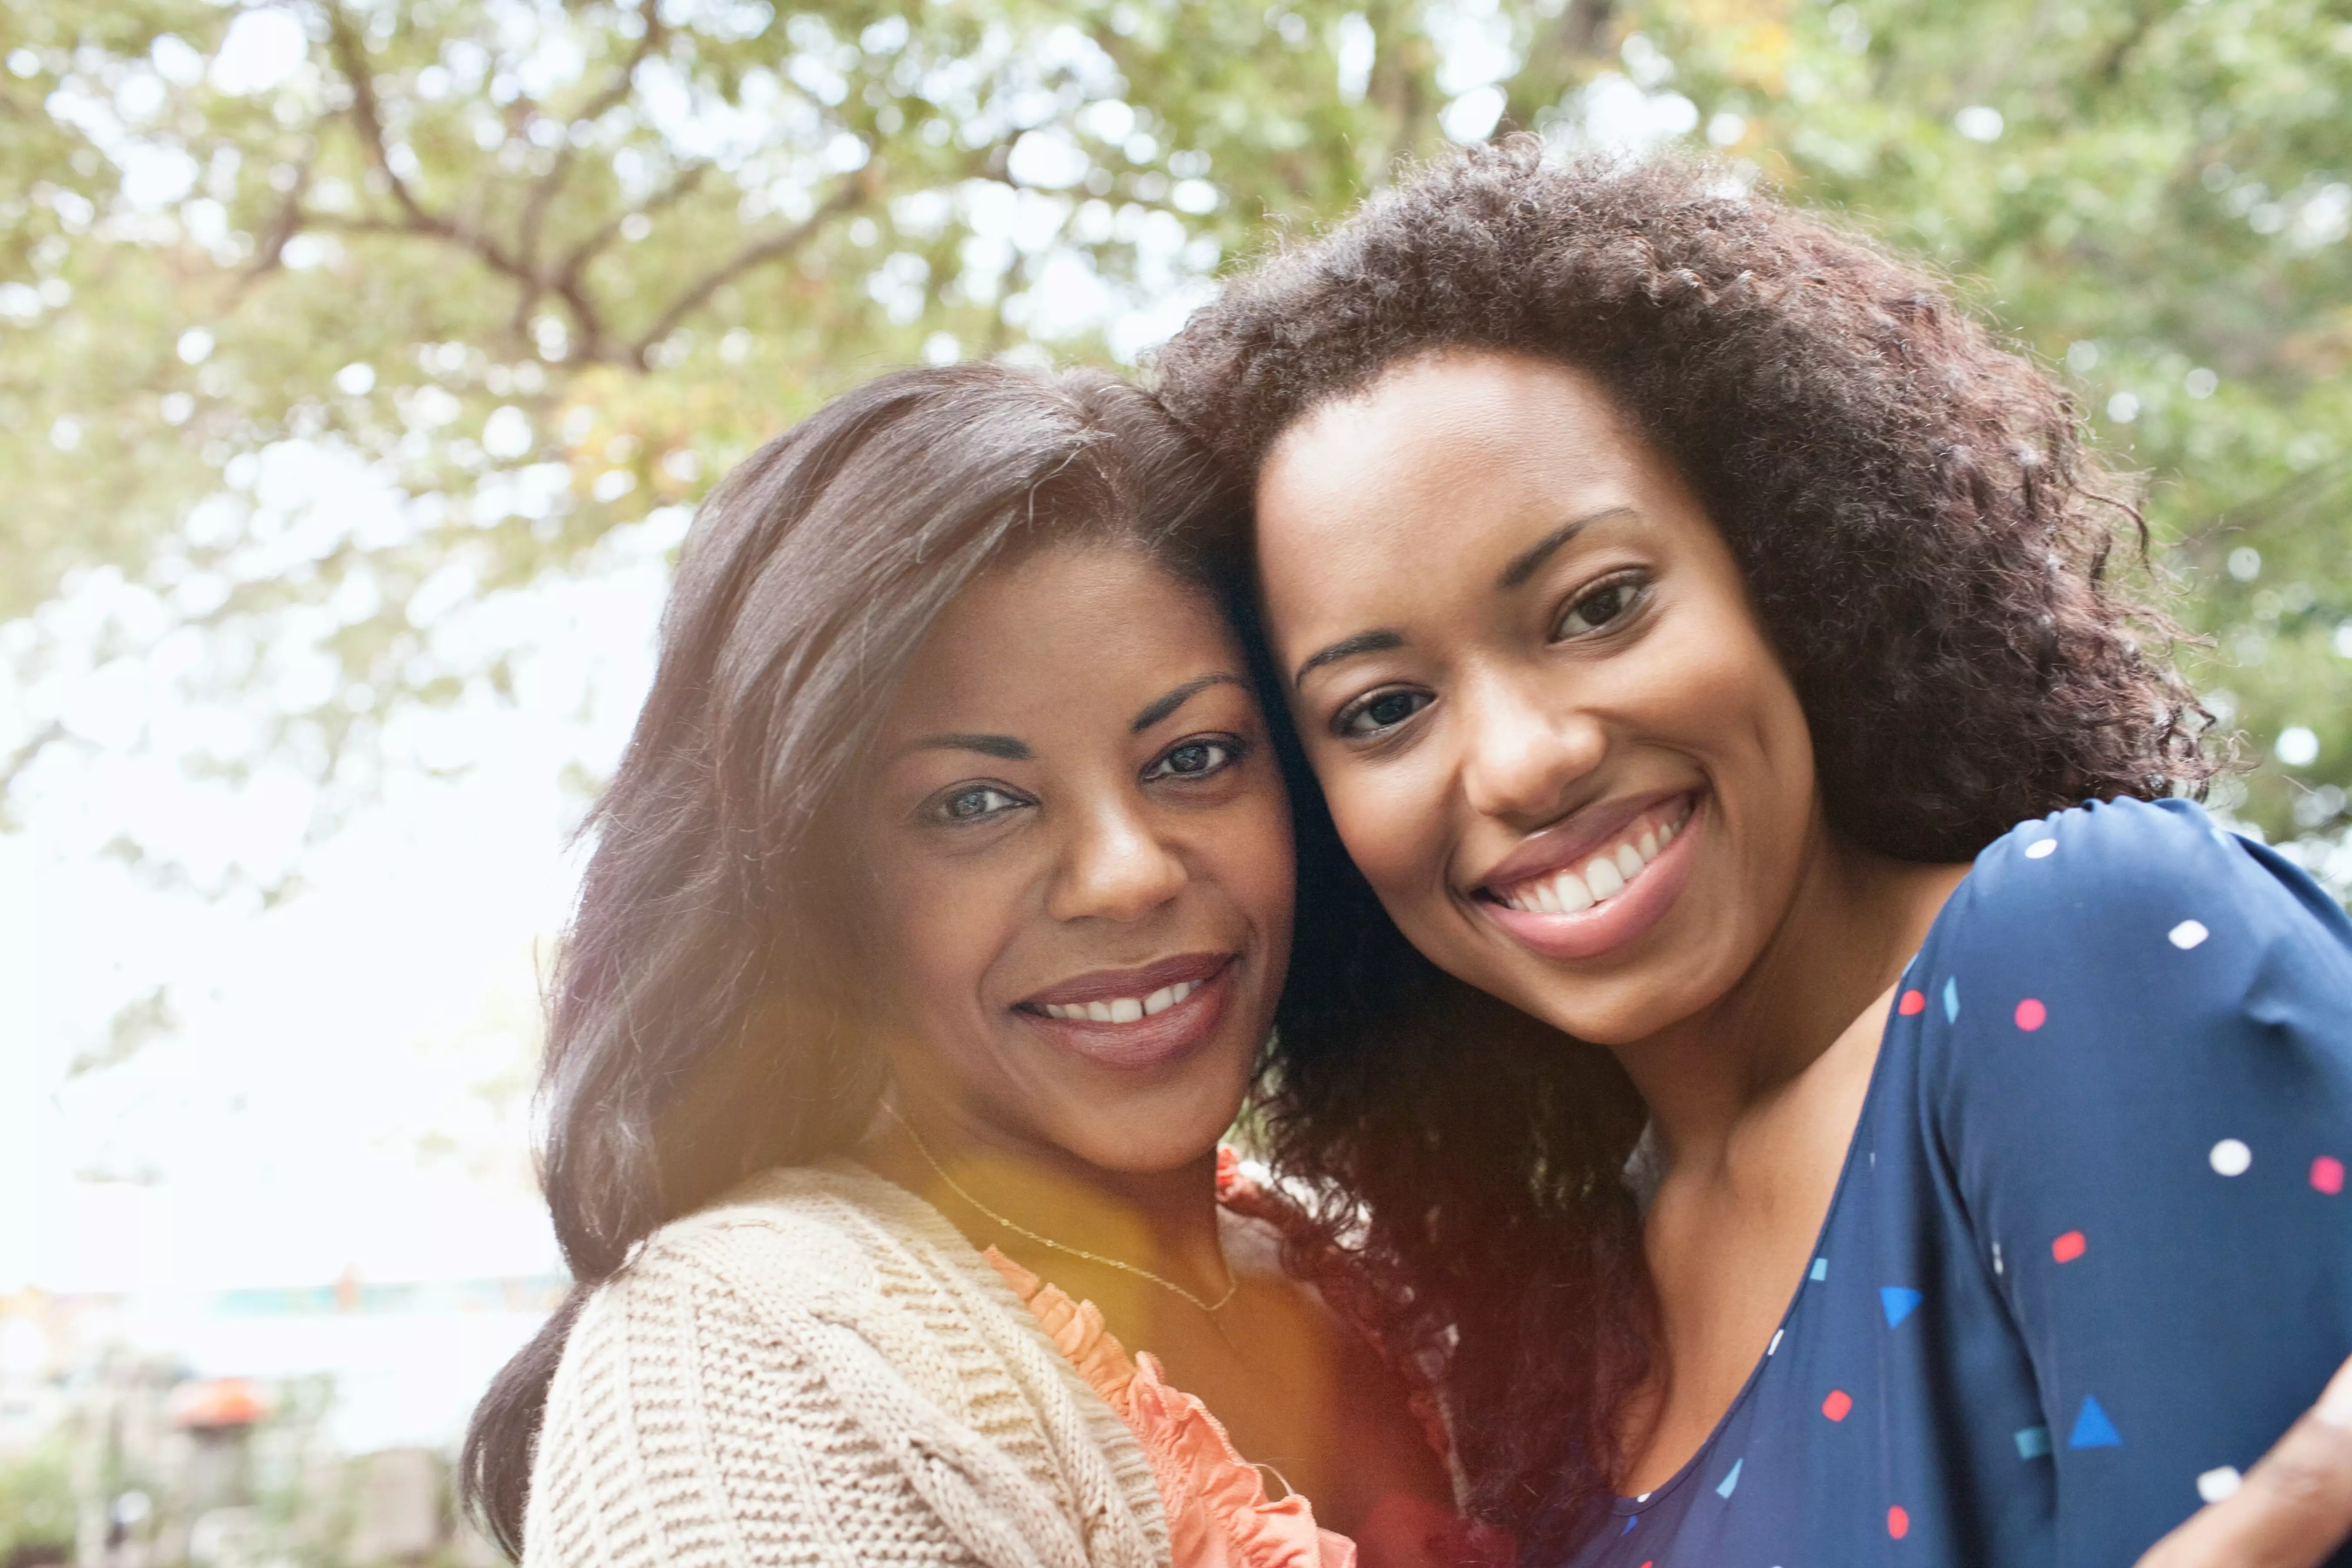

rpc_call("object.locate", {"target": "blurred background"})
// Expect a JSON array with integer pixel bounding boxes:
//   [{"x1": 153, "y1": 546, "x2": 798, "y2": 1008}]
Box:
[{"x1": 2, "y1": 0, "x2": 2346, "y2": 1561}]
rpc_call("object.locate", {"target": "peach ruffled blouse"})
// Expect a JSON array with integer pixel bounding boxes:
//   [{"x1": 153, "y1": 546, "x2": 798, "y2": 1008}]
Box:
[{"x1": 986, "y1": 1151, "x2": 1507, "y2": 1568}]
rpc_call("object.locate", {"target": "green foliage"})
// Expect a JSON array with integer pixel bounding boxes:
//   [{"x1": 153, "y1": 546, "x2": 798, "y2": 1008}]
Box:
[
  {"x1": 0, "y1": 1436, "x2": 76, "y2": 1563},
  {"x1": 1, "y1": 0, "x2": 2346, "y2": 851},
  {"x1": 1636, "y1": 0, "x2": 2352, "y2": 842}
]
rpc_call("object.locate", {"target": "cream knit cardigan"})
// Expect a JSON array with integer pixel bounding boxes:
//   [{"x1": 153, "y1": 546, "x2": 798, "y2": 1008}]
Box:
[{"x1": 523, "y1": 1159, "x2": 1173, "y2": 1568}]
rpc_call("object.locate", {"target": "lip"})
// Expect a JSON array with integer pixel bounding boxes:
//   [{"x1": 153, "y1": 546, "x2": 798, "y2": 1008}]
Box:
[
  {"x1": 1475, "y1": 787, "x2": 1695, "y2": 891},
  {"x1": 1020, "y1": 952, "x2": 1232, "y2": 1008},
  {"x1": 1015, "y1": 953, "x2": 1238, "y2": 1072},
  {"x1": 1474, "y1": 791, "x2": 1705, "y2": 964}
]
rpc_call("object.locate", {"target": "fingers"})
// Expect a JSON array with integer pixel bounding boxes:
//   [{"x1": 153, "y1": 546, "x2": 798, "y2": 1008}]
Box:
[{"x1": 2135, "y1": 1355, "x2": 2352, "y2": 1568}]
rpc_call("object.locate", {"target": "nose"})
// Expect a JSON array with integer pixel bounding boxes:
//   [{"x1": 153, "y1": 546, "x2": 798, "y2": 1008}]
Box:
[
  {"x1": 1457, "y1": 669, "x2": 1606, "y2": 826},
  {"x1": 1047, "y1": 796, "x2": 1189, "y2": 924}
]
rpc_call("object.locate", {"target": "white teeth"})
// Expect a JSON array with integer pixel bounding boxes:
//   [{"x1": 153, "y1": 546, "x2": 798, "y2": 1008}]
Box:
[
  {"x1": 1583, "y1": 855, "x2": 1625, "y2": 899},
  {"x1": 1039, "y1": 978, "x2": 1202, "y2": 1024},
  {"x1": 1491, "y1": 800, "x2": 1696, "y2": 915}
]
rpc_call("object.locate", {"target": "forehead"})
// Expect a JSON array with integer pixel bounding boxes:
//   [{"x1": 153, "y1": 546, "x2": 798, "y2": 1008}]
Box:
[
  {"x1": 881, "y1": 542, "x2": 1239, "y2": 732},
  {"x1": 1252, "y1": 350, "x2": 1675, "y2": 631}
]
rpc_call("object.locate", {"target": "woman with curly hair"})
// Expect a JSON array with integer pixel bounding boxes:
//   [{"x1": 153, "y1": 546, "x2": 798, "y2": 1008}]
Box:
[{"x1": 1153, "y1": 143, "x2": 2352, "y2": 1568}]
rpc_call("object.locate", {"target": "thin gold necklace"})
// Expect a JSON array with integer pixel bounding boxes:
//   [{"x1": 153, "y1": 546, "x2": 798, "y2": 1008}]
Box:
[{"x1": 891, "y1": 1110, "x2": 1240, "y2": 1316}]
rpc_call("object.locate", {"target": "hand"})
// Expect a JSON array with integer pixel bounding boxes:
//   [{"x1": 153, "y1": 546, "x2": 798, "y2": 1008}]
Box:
[{"x1": 2136, "y1": 1355, "x2": 2352, "y2": 1568}]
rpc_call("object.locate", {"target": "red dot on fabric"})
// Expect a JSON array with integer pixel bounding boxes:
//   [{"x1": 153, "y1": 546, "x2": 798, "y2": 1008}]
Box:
[
  {"x1": 1889, "y1": 1505, "x2": 1911, "y2": 1539},
  {"x1": 2314, "y1": 1157, "x2": 2346, "y2": 1196},
  {"x1": 2015, "y1": 998, "x2": 2047, "y2": 1030},
  {"x1": 2051, "y1": 1230, "x2": 2087, "y2": 1263},
  {"x1": 1899, "y1": 989, "x2": 1927, "y2": 1016},
  {"x1": 1823, "y1": 1389, "x2": 1853, "y2": 1422}
]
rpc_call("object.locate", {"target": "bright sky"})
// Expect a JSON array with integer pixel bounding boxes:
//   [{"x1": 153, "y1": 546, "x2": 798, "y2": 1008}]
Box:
[{"x1": 0, "y1": 514, "x2": 674, "y2": 1299}]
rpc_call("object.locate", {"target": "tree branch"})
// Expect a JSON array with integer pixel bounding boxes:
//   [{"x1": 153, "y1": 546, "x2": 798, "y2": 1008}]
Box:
[
  {"x1": 519, "y1": 17, "x2": 667, "y2": 281},
  {"x1": 553, "y1": 162, "x2": 707, "y2": 316},
  {"x1": 628, "y1": 171, "x2": 871, "y2": 367},
  {"x1": 0, "y1": 719, "x2": 66, "y2": 821},
  {"x1": 324, "y1": 3, "x2": 607, "y2": 354}
]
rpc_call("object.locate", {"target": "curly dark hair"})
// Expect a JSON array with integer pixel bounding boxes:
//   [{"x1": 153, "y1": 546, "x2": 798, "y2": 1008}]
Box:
[{"x1": 1153, "y1": 141, "x2": 2214, "y2": 1556}]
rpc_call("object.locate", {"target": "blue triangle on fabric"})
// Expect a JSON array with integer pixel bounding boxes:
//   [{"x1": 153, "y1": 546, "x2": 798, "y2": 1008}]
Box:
[
  {"x1": 2069, "y1": 1396, "x2": 2123, "y2": 1449},
  {"x1": 1714, "y1": 1457, "x2": 1743, "y2": 1499},
  {"x1": 1809, "y1": 1255, "x2": 1829, "y2": 1281},
  {"x1": 1619, "y1": 1514, "x2": 1637, "y2": 1535},
  {"x1": 1943, "y1": 976, "x2": 1960, "y2": 1023},
  {"x1": 1880, "y1": 1286, "x2": 1924, "y2": 1327}
]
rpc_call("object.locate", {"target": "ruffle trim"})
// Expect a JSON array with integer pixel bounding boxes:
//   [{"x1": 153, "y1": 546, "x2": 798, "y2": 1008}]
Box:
[{"x1": 988, "y1": 1247, "x2": 1354, "y2": 1568}]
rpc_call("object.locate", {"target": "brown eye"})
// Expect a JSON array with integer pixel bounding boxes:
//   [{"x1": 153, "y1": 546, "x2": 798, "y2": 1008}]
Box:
[
  {"x1": 1554, "y1": 574, "x2": 1648, "y2": 639},
  {"x1": 1336, "y1": 688, "x2": 1432, "y2": 739},
  {"x1": 930, "y1": 783, "x2": 1028, "y2": 825},
  {"x1": 1144, "y1": 736, "x2": 1244, "y2": 781}
]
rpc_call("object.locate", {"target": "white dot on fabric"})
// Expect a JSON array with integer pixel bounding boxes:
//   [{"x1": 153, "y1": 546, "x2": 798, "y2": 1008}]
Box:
[
  {"x1": 2197, "y1": 1466, "x2": 2243, "y2": 1503},
  {"x1": 2210, "y1": 1138, "x2": 2253, "y2": 1177},
  {"x1": 2025, "y1": 838, "x2": 2058, "y2": 859},
  {"x1": 2170, "y1": 919, "x2": 2210, "y2": 949}
]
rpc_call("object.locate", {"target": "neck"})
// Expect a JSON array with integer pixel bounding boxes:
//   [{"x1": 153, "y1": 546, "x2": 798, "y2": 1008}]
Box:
[
  {"x1": 1615, "y1": 815, "x2": 1970, "y2": 1163},
  {"x1": 858, "y1": 1091, "x2": 1231, "y2": 1303}
]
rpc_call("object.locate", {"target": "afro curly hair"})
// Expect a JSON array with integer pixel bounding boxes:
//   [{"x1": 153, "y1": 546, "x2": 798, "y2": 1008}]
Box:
[{"x1": 1153, "y1": 140, "x2": 2214, "y2": 1555}]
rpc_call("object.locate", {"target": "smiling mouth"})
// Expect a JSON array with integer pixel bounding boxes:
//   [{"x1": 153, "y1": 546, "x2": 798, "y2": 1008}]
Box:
[
  {"x1": 1011, "y1": 954, "x2": 1238, "y2": 1071},
  {"x1": 1029, "y1": 979, "x2": 1208, "y2": 1024},
  {"x1": 1480, "y1": 794, "x2": 1695, "y2": 914}
]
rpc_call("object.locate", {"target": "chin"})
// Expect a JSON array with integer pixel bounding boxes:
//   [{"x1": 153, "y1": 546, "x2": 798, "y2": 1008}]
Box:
[{"x1": 1057, "y1": 1099, "x2": 1240, "y2": 1175}]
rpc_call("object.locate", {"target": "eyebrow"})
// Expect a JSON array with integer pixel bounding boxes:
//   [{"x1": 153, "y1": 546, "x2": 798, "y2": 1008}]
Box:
[
  {"x1": 908, "y1": 733, "x2": 1031, "y2": 760},
  {"x1": 1292, "y1": 629, "x2": 1405, "y2": 691},
  {"x1": 1132, "y1": 673, "x2": 1245, "y2": 733},
  {"x1": 1497, "y1": 506, "x2": 1638, "y2": 590}
]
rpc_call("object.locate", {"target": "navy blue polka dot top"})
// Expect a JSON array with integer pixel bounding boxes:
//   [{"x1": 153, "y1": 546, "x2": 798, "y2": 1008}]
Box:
[{"x1": 1552, "y1": 796, "x2": 2352, "y2": 1568}]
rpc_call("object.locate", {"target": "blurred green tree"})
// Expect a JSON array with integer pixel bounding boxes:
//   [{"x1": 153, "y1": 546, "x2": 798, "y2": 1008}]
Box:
[{"x1": 1, "y1": 0, "x2": 2345, "y2": 857}]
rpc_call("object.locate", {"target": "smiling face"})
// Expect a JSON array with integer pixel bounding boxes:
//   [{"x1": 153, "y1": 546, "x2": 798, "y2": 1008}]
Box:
[
  {"x1": 1254, "y1": 349, "x2": 1823, "y2": 1047},
  {"x1": 856, "y1": 541, "x2": 1293, "y2": 1173}
]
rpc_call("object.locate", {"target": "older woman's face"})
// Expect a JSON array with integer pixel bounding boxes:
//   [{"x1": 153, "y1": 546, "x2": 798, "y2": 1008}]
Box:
[
  {"x1": 1254, "y1": 349, "x2": 1820, "y2": 1046},
  {"x1": 858, "y1": 542, "x2": 1293, "y2": 1172}
]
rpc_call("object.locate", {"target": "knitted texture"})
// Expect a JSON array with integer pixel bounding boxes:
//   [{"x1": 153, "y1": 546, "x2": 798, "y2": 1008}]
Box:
[{"x1": 523, "y1": 1160, "x2": 1173, "y2": 1568}]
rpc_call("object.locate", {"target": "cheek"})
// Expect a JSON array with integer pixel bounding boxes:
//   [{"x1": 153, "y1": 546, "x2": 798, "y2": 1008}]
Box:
[
  {"x1": 867, "y1": 855, "x2": 1019, "y2": 1020},
  {"x1": 1205, "y1": 786, "x2": 1298, "y2": 937},
  {"x1": 1318, "y1": 754, "x2": 1449, "y2": 904}
]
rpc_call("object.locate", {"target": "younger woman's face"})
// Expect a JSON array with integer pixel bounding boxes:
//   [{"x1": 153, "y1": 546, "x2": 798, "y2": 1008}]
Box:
[
  {"x1": 858, "y1": 541, "x2": 1293, "y2": 1173},
  {"x1": 1252, "y1": 349, "x2": 1820, "y2": 1047}
]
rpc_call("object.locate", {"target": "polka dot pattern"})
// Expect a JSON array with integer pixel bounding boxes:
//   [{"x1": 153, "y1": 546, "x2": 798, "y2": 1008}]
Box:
[{"x1": 1560, "y1": 800, "x2": 2352, "y2": 1568}]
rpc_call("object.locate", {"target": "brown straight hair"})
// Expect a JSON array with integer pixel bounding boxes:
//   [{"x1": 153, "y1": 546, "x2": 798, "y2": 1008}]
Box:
[{"x1": 459, "y1": 363, "x2": 1244, "y2": 1555}]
